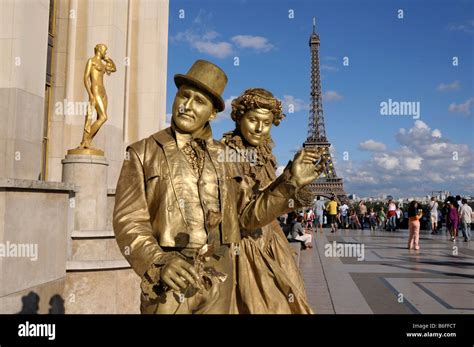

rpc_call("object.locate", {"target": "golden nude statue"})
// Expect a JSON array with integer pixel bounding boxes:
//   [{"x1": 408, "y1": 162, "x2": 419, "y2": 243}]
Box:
[{"x1": 68, "y1": 43, "x2": 116, "y2": 156}]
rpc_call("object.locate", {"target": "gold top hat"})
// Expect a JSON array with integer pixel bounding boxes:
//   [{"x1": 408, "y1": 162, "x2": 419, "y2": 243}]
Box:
[{"x1": 174, "y1": 59, "x2": 228, "y2": 111}]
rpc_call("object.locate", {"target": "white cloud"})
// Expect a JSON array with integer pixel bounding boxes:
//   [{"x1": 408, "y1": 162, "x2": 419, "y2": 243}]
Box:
[
  {"x1": 448, "y1": 20, "x2": 474, "y2": 34},
  {"x1": 172, "y1": 30, "x2": 198, "y2": 43},
  {"x1": 281, "y1": 95, "x2": 309, "y2": 113},
  {"x1": 173, "y1": 30, "x2": 277, "y2": 58},
  {"x1": 193, "y1": 9, "x2": 213, "y2": 24},
  {"x1": 395, "y1": 120, "x2": 430, "y2": 146},
  {"x1": 424, "y1": 171, "x2": 444, "y2": 184},
  {"x1": 424, "y1": 142, "x2": 447, "y2": 157},
  {"x1": 339, "y1": 120, "x2": 474, "y2": 197},
  {"x1": 323, "y1": 90, "x2": 343, "y2": 101},
  {"x1": 449, "y1": 98, "x2": 474, "y2": 115},
  {"x1": 373, "y1": 154, "x2": 399, "y2": 170},
  {"x1": 275, "y1": 165, "x2": 285, "y2": 176},
  {"x1": 172, "y1": 29, "x2": 234, "y2": 59},
  {"x1": 359, "y1": 140, "x2": 387, "y2": 152},
  {"x1": 437, "y1": 80, "x2": 461, "y2": 92},
  {"x1": 215, "y1": 95, "x2": 238, "y2": 121},
  {"x1": 171, "y1": 9, "x2": 277, "y2": 59},
  {"x1": 402, "y1": 156, "x2": 423, "y2": 171},
  {"x1": 201, "y1": 30, "x2": 220, "y2": 41},
  {"x1": 414, "y1": 120, "x2": 429, "y2": 129},
  {"x1": 231, "y1": 35, "x2": 274, "y2": 52},
  {"x1": 431, "y1": 129, "x2": 442, "y2": 138},
  {"x1": 194, "y1": 41, "x2": 233, "y2": 59}
]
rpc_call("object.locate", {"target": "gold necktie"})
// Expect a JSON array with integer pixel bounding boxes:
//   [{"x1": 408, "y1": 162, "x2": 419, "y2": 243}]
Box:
[{"x1": 182, "y1": 139, "x2": 205, "y2": 175}]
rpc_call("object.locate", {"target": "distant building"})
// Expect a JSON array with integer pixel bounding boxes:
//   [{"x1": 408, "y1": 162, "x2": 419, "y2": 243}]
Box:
[
  {"x1": 431, "y1": 191, "x2": 450, "y2": 201},
  {"x1": 348, "y1": 193, "x2": 359, "y2": 201}
]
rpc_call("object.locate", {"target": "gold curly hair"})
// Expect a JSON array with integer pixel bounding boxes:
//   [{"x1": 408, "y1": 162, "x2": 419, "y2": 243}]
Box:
[{"x1": 231, "y1": 88, "x2": 285, "y2": 126}]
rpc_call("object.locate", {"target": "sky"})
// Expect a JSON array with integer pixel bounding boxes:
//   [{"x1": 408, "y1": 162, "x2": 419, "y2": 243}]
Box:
[{"x1": 165, "y1": 0, "x2": 474, "y2": 198}]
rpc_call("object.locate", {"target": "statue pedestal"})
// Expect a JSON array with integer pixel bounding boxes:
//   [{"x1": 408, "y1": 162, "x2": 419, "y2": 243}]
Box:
[
  {"x1": 62, "y1": 154, "x2": 109, "y2": 231},
  {"x1": 61, "y1": 153, "x2": 140, "y2": 314}
]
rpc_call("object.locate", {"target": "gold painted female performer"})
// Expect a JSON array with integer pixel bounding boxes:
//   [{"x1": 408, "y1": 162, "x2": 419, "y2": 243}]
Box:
[{"x1": 222, "y1": 88, "x2": 315, "y2": 314}]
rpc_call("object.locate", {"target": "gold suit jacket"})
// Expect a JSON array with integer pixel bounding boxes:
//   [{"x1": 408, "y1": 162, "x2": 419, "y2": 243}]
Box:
[{"x1": 113, "y1": 126, "x2": 312, "y2": 279}]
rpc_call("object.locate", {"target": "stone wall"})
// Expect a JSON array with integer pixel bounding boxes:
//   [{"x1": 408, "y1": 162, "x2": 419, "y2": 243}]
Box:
[
  {"x1": 0, "y1": 180, "x2": 141, "y2": 314},
  {"x1": 0, "y1": 0, "x2": 50, "y2": 180},
  {"x1": 0, "y1": 179, "x2": 73, "y2": 313}
]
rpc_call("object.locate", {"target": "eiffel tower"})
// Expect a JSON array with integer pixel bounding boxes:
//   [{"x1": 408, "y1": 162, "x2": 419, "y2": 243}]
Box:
[{"x1": 302, "y1": 18, "x2": 348, "y2": 203}]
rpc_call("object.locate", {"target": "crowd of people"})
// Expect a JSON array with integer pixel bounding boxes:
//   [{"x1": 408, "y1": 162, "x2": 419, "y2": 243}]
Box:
[{"x1": 279, "y1": 195, "x2": 473, "y2": 251}]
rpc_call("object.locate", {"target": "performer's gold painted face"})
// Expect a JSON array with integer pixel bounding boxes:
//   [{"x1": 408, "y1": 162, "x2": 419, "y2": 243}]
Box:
[
  {"x1": 238, "y1": 108, "x2": 273, "y2": 147},
  {"x1": 172, "y1": 85, "x2": 216, "y2": 135}
]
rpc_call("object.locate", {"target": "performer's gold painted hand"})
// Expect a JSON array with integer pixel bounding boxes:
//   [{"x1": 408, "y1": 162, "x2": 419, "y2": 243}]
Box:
[
  {"x1": 290, "y1": 147, "x2": 327, "y2": 187},
  {"x1": 160, "y1": 257, "x2": 200, "y2": 292}
]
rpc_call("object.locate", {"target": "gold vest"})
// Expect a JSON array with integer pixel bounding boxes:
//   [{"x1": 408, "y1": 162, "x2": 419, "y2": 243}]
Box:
[{"x1": 176, "y1": 148, "x2": 221, "y2": 248}]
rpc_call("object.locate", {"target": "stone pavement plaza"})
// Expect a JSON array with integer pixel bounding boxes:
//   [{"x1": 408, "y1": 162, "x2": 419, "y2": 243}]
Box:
[{"x1": 298, "y1": 228, "x2": 474, "y2": 314}]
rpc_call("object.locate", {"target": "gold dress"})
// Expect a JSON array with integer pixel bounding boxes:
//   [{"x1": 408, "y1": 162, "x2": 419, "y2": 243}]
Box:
[{"x1": 222, "y1": 131, "x2": 313, "y2": 314}]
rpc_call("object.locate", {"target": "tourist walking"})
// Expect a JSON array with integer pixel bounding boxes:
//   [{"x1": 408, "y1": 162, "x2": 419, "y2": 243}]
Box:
[
  {"x1": 459, "y1": 198, "x2": 472, "y2": 242},
  {"x1": 304, "y1": 209, "x2": 315, "y2": 230},
  {"x1": 378, "y1": 208, "x2": 386, "y2": 231},
  {"x1": 396, "y1": 206, "x2": 402, "y2": 230},
  {"x1": 387, "y1": 199, "x2": 397, "y2": 231},
  {"x1": 358, "y1": 201, "x2": 367, "y2": 230},
  {"x1": 314, "y1": 196, "x2": 325, "y2": 233},
  {"x1": 429, "y1": 197, "x2": 439, "y2": 234},
  {"x1": 349, "y1": 210, "x2": 361, "y2": 229},
  {"x1": 447, "y1": 201, "x2": 459, "y2": 242},
  {"x1": 369, "y1": 208, "x2": 377, "y2": 231},
  {"x1": 339, "y1": 202, "x2": 349, "y2": 229},
  {"x1": 407, "y1": 200, "x2": 423, "y2": 250},
  {"x1": 327, "y1": 196, "x2": 338, "y2": 233}
]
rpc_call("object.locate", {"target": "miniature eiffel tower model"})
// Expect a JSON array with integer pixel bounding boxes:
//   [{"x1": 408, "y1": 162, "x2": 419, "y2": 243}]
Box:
[{"x1": 303, "y1": 18, "x2": 348, "y2": 203}]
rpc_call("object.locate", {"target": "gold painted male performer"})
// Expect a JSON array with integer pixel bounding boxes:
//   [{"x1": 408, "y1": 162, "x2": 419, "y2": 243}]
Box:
[{"x1": 113, "y1": 60, "x2": 325, "y2": 314}]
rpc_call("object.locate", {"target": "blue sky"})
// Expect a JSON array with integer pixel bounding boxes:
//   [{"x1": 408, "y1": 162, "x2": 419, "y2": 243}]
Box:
[{"x1": 166, "y1": 0, "x2": 474, "y2": 198}]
